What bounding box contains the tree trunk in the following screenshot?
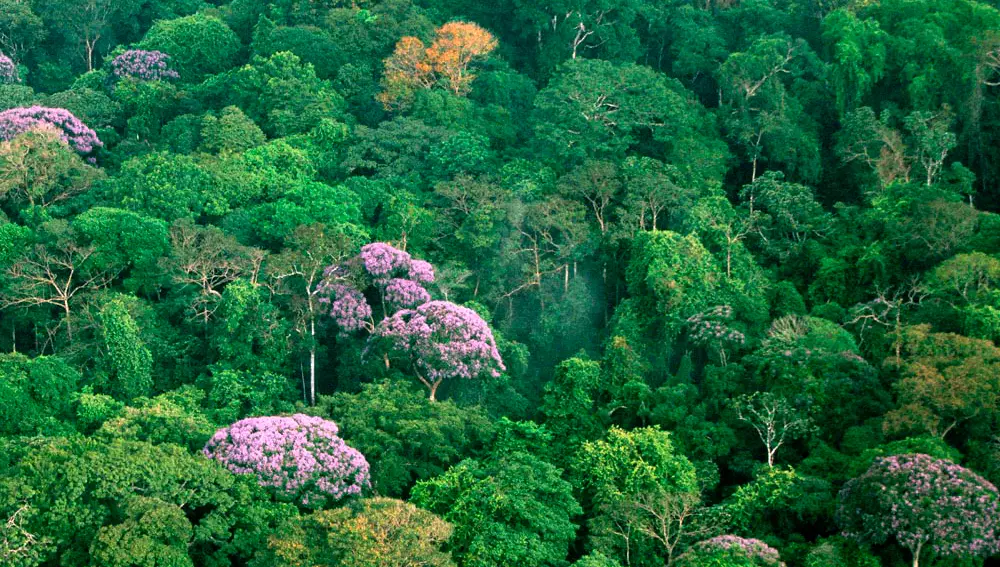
[912,541,922,567]
[63,303,73,342]
[429,379,442,402]
[309,318,316,406]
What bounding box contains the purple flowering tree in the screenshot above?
[676,535,785,566]
[111,49,180,81]
[687,305,745,366]
[0,106,102,154]
[375,301,504,401]
[204,414,370,507]
[318,242,504,401]
[837,453,1000,567]
[0,53,19,84]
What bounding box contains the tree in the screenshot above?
[838,454,1000,567]
[199,106,266,154]
[533,58,726,170]
[34,0,140,71]
[540,357,604,457]
[509,0,642,70]
[97,296,152,401]
[883,325,1000,439]
[206,51,347,137]
[0,126,102,211]
[0,353,78,436]
[161,220,263,324]
[733,392,812,468]
[379,22,497,110]
[267,224,351,406]
[902,109,956,187]
[203,414,370,507]
[1,220,119,344]
[411,422,581,567]
[110,49,179,81]
[375,301,505,401]
[675,535,785,567]
[0,436,297,567]
[320,242,504,400]
[573,427,698,567]
[716,34,822,182]
[0,0,45,62]
[928,252,1000,305]
[104,152,220,220]
[821,8,887,116]
[88,496,194,567]
[0,106,102,154]
[557,160,620,235]
[426,22,499,95]
[625,230,723,335]
[139,14,240,81]
[318,381,493,497]
[0,54,17,84]
[262,497,455,567]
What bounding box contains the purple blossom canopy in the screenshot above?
[375,300,505,384]
[677,535,785,566]
[111,49,180,81]
[204,414,371,506]
[317,283,372,332]
[359,242,412,281]
[0,106,102,154]
[407,259,435,283]
[384,278,431,309]
[837,453,1000,561]
[0,54,18,84]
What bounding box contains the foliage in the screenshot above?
[204,413,371,507]
[838,454,1000,564]
[260,497,455,567]
[411,423,581,567]
[0,106,101,154]
[110,49,179,81]
[676,535,785,567]
[4,2,1000,566]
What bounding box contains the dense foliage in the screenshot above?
[3,0,1000,565]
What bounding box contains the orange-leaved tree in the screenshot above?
[378,21,497,110]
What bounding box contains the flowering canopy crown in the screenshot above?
[0,106,102,154]
[204,414,371,506]
[111,49,180,81]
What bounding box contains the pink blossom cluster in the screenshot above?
[203,414,370,506]
[375,300,505,383]
[318,242,433,330]
[359,242,420,282]
[384,278,431,309]
[678,535,784,566]
[111,49,179,81]
[687,305,745,346]
[0,106,102,154]
[317,283,373,332]
[0,53,18,84]
[838,453,1000,560]
[408,259,435,283]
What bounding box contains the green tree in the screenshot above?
[139,13,241,81]
[200,106,266,154]
[98,296,153,401]
[573,426,699,567]
[318,381,494,497]
[260,497,454,567]
[412,421,581,567]
[0,353,78,436]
